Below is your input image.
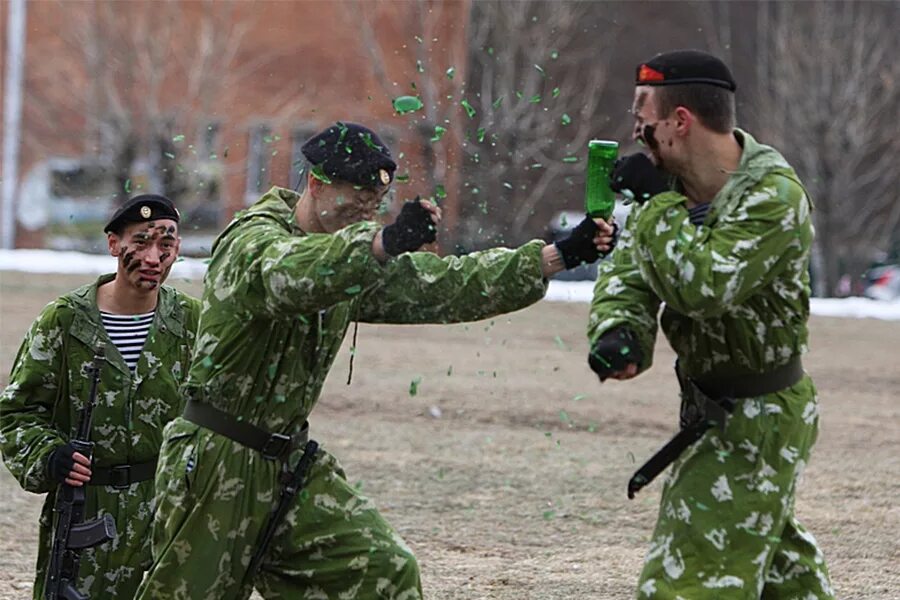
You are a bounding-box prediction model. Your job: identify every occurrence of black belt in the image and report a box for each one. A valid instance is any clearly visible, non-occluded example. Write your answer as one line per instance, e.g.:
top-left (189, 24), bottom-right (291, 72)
top-left (691, 357), bottom-right (805, 399)
top-left (627, 357), bottom-right (804, 499)
top-left (183, 400), bottom-right (308, 461)
top-left (89, 459), bottom-right (158, 488)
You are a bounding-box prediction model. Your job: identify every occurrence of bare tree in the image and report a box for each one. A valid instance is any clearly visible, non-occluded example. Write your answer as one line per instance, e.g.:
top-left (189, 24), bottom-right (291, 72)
top-left (459, 1), bottom-right (622, 249)
top-left (22, 1), bottom-right (267, 230)
top-left (346, 0), bottom-right (623, 250)
top-left (759, 1), bottom-right (900, 296)
top-left (344, 0), bottom-right (471, 242)
top-left (699, 1), bottom-right (900, 296)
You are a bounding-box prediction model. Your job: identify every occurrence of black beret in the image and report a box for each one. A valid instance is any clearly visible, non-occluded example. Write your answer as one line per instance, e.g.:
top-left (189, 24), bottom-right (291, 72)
top-left (301, 122), bottom-right (397, 188)
top-left (104, 194), bottom-right (180, 234)
top-left (636, 49), bottom-right (736, 92)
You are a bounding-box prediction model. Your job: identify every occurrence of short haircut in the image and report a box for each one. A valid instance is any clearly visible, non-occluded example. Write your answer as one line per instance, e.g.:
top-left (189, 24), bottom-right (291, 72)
top-left (654, 83), bottom-right (736, 133)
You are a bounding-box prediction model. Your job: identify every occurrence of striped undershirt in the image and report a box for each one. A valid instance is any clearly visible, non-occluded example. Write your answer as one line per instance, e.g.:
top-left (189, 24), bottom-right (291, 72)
top-left (100, 311), bottom-right (155, 371)
top-left (688, 202), bottom-right (711, 226)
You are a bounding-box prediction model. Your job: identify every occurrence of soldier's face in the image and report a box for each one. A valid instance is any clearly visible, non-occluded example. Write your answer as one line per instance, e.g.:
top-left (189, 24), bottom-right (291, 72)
top-left (108, 219), bottom-right (180, 291)
top-left (314, 180), bottom-right (390, 232)
top-left (632, 86), bottom-right (678, 170)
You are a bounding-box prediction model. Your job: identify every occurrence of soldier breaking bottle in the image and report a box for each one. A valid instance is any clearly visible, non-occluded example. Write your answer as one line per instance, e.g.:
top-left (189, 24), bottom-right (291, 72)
top-left (135, 121), bottom-right (616, 599)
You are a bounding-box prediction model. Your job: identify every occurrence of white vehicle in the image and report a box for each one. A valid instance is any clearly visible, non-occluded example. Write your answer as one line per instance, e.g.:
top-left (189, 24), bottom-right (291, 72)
top-left (17, 158), bottom-right (119, 250)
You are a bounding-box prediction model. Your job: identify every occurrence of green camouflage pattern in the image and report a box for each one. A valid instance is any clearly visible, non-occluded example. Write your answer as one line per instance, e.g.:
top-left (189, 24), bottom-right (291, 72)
top-left (588, 130), bottom-right (833, 598)
top-left (639, 379), bottom-right (833, 598)
top-left (136, 187), bottom-right (548, 599)
top-left (0, 275), bottom-right (200, 598)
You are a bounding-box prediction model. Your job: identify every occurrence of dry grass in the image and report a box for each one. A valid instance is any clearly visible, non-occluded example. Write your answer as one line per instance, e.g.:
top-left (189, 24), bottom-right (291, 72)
top-left (0, 271), bottom-right (897, 599)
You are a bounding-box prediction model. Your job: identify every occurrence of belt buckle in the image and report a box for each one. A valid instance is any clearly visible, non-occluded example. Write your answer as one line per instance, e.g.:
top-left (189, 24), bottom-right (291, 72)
top-left (261, 433), bottom-right (292, 461)
top-left (109, 465), bottom-right (132, 489)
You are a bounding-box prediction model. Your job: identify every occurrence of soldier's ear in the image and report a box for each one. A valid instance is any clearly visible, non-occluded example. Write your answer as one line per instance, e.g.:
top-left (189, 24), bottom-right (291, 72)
top-left (674, 106), bottom-right (693, 136)
top-left (308, 170), bottom-right (321, 192)
top-left (107, 232), bottom-right (121, 257)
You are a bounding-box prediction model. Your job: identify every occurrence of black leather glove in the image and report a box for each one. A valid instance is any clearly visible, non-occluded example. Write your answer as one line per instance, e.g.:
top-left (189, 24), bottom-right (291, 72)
top-left (381, 197), bottom-right (437, 256)
top-left (48, 442), bottom-right (78, 484)
top-left (554, 216), bottom-right (616, 269)
top-left (588, 327), bottom-right (643, 381)
top-left (609, 153), bottom-right (669, 204)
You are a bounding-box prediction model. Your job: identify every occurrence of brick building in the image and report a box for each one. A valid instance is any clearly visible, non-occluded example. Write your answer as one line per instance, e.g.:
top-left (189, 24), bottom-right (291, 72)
top-left (1, 0), bottom-right (471, 250)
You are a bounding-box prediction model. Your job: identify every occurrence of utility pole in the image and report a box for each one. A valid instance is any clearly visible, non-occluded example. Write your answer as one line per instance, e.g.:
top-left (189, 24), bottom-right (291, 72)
top-left (2, 0), bottom-right (27, 249)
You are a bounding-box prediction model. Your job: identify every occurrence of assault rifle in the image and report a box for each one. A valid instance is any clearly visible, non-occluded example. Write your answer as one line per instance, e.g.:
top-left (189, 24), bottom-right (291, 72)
top-left (45, 344), bottom-right (117, 600)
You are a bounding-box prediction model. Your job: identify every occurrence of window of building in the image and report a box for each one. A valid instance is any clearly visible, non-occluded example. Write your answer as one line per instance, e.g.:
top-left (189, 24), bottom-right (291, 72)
top-left (201, 121), bottom-right (221, 159)
top-left (245, 124), bottom-right (272, 202)
top-left (290, 126), bottom-right (316, 192)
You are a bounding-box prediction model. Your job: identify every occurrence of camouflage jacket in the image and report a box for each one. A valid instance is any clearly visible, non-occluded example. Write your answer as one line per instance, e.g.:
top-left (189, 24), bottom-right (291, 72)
top-left (0, 275), bottom-right (201, 492)
top-left (588, 129), bottom-right (813, 379)
top-left (181, 186), bottom-right (548, 435)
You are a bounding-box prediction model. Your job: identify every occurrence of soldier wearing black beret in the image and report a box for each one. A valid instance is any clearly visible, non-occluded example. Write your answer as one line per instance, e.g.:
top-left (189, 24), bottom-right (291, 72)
top-left (101, 193), bottom-right (182, 291)
top-left (133, 121), bottom-right (621, 599)
top-left (300, 121), bottom-right (397, 189)
top-left (0, 193), bottom-right (199, 598)
top-left (588, 50), bottom-right (834, 598)
top-left (104, 193), bottom-right (181, 235)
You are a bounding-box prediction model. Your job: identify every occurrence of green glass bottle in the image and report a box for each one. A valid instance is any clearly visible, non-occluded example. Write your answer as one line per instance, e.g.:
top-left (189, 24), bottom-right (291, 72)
top-left (585, 140), bottom-right (618, 219)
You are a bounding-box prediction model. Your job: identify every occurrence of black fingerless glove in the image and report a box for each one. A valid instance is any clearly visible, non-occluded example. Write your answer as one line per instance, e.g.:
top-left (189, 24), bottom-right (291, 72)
top-left (48, 442), bottom-right (77, 484)
top-left (554, 216), bottom-right (607, 269)
top-left (588, 327), bottom-right (643, 381)
top-left (381, 197), bottom-right (437, 256)
top-left (609, 153), bottom-right (669, 204)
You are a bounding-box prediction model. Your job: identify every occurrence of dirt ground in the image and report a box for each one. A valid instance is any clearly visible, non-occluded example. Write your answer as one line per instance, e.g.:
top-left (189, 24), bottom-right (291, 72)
top-left (0, 271), bottom-right (897, 599)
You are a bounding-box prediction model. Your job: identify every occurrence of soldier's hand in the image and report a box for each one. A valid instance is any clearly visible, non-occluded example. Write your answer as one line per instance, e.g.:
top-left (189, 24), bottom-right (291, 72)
top-left (588, 327), bottom-right (643, 382)
top-left (609, 153), bottom-right (669, 204)
top-left (49, 443), bottom-right (92, 486)
top-left (417, 197), bottom-right (442, 227)
top-left (380, 196), bottom-right (439, 256)
top-left (554, 216), bottom-right (618, 270)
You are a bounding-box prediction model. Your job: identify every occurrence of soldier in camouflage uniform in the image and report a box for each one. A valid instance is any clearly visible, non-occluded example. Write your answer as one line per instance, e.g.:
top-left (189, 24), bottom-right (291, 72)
top-left (587, 51), bottom-right (834, 598)
top-left (0, 195), bottom-right (200, 598)
top-left (135, 122), bottom-right (616, 600)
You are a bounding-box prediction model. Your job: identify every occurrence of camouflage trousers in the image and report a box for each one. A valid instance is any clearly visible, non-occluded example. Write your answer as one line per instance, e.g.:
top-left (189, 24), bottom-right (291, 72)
top-left (637, 375), bottom-right (834, 599)
top-left (135, 418), bottom-right (421, 600)
top-left (32, 480), bottom-right (154, 599)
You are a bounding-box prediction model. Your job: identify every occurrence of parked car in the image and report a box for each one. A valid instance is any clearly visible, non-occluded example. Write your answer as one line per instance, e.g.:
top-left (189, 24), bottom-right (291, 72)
top-left (863, 263), bottom-right (900, 301)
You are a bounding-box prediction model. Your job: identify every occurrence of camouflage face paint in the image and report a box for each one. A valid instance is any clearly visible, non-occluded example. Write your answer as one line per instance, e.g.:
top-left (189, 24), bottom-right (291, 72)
top-left (121, 247), bottom-right (137, 272)
top-left (642, 123), bottom-right (659, 150)
top-left (126, 256), bottom-right (141, 273)
top-left (124, 230), bottom-right (149, 273)
top-left (158, 227), bottom-right (178, 266)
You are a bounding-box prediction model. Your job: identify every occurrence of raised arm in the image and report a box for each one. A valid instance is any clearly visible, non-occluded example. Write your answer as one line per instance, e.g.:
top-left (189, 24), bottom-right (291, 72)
top-left (210, 216), bottom-right (385, 318)
top-left (358, 241), bottom-right (549, 324)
